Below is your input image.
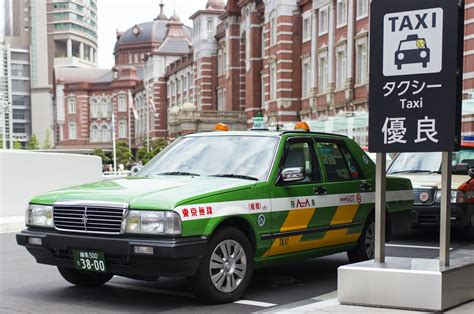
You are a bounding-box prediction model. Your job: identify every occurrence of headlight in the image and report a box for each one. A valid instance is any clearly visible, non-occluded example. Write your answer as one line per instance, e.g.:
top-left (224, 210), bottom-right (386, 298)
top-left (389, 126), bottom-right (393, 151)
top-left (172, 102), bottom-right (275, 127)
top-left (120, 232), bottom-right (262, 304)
top-left (435, 190), bottom-right (466, 203)
top-left (125, 210), bottom-right (181, 235)
top-left (398, 52), bottom-right (405, 60)
top-left (26, 204), bottom-right (54, 228)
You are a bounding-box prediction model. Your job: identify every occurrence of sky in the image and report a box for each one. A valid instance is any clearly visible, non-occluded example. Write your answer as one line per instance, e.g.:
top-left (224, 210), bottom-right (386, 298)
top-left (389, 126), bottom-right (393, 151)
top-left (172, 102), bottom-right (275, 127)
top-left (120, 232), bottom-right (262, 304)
top-left (97, 0), bottom-right (207, 69)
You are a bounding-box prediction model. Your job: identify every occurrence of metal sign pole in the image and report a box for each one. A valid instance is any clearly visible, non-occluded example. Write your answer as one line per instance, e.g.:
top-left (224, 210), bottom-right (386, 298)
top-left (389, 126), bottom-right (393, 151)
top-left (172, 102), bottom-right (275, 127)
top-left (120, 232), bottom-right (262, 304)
top-left (375, 152), bottom-right (386, 263)
top-left (440, 151), bottom-right (452, 267)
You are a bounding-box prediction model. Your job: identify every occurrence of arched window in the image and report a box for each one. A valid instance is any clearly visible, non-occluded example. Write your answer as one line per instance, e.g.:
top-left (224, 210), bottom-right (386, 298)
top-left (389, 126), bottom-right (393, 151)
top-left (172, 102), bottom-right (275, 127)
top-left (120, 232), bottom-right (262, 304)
top-left (101, 98), bottom-right (109, 118)
top-left (101, 125), bottom-right (110, 142)
top-left (90, 125), bottom-right (99, 142)
top-left (91, 99), bottom-right (98, 118)
top-left (69, 121), bottom-right (77, 140)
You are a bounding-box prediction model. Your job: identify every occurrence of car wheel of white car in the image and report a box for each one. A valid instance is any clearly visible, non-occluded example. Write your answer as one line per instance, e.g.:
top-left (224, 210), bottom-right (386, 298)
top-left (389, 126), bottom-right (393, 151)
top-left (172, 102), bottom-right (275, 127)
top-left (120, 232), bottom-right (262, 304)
top-left (192, 227), bottom-right (253, 304)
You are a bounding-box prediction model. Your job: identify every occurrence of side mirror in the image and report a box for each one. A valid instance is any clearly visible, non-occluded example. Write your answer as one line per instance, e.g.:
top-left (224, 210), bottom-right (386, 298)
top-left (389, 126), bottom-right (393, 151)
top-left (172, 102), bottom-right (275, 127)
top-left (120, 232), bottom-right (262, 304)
top-left (281, 167), bottom-right (305, 183)
top-left (131, 165), bottom-right (143, 176)
top-left (469, 167), bottom-right (474, 179)
top-left (452, 163), bottom-right (468, 175)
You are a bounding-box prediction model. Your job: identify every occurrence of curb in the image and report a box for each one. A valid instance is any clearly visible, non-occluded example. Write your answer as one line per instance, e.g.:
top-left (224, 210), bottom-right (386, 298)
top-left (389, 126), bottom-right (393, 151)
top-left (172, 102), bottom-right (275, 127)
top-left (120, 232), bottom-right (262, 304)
top-left (0, 216), bottom-right (24, 233)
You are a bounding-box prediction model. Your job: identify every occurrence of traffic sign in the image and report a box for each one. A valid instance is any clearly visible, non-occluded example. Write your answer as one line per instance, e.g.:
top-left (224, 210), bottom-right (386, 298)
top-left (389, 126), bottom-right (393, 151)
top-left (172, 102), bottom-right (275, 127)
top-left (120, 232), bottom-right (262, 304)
top-left (369, 0), bottom-right (465, 152)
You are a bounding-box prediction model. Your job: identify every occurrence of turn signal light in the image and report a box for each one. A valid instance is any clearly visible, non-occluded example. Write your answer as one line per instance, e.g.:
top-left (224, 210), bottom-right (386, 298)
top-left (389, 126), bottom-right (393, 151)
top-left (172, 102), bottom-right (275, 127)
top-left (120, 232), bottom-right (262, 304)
top-left (295, 121), bottom-right (310, 132)
top-left (215, 123), bottom-right (229, 131)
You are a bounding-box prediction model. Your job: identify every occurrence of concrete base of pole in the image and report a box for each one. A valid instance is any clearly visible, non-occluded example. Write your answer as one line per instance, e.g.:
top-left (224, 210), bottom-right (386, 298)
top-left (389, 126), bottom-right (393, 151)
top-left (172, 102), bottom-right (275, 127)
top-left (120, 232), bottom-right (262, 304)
top-left (337, 246), bottom-right (474, 311)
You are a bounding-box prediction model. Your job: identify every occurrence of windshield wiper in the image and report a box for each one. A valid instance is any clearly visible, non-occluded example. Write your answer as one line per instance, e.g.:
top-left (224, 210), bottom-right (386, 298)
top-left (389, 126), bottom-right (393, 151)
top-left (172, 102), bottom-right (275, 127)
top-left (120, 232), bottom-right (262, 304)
top-left (210, 174), bottom-right (259, 181)
top-left (390, 170), bottom-right (440, 174)
top-left (155, 171), bottom-right (200, 176)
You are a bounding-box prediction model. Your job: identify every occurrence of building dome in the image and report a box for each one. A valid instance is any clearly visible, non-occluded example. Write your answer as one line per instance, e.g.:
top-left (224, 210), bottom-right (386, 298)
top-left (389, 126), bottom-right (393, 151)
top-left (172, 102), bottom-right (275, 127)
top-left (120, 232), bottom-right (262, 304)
top-left (206, 0), bottom-right (225, 10)
top-left (114, 3), bottom-right (191, 53)
top-left (169, 12), bottom-right (181, 22)
top-left (181, 102), bottom-right (196, 111)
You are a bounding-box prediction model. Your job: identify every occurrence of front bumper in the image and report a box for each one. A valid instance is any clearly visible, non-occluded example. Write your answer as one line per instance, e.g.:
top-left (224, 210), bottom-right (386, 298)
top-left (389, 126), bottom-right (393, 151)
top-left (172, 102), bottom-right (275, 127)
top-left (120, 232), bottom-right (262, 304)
top-left (412, 203), bottom-right (474, 228)
top-left (16, 229), bottom-right (208, 277)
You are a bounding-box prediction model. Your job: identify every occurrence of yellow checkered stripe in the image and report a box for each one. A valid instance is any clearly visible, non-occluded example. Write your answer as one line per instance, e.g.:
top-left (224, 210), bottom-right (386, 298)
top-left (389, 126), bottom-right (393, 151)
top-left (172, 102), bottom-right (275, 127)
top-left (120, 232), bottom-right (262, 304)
top-left (263, 204), bottom-right (361, 257)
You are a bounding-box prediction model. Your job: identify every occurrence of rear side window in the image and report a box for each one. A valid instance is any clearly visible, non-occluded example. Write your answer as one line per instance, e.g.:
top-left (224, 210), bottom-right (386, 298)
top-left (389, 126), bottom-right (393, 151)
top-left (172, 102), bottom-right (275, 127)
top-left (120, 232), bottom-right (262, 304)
top-left (316, 142), bottom-right (361, 181)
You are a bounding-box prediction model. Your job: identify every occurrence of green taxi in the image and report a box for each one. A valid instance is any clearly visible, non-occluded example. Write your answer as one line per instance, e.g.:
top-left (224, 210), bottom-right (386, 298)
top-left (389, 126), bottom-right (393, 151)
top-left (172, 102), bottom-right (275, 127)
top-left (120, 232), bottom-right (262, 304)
top-left (17, 125), bottom-right (413, 303)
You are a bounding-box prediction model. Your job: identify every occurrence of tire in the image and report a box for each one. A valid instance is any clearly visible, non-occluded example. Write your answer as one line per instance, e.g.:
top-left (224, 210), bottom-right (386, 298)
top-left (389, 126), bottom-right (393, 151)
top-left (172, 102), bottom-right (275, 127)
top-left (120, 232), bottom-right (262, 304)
top-left (58, 267), bottom-right (113, 287)
top-left (347, 214), bottom-right (375, 263)
top-left (462, 216), bottom-right (474, 241)
top-left (192, 227), bottom-right (254, 304)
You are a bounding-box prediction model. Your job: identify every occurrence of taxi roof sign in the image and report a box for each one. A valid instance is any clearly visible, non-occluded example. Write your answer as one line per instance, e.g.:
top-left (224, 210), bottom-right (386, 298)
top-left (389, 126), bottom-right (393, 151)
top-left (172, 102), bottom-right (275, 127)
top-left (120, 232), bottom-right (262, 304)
top-left (295, 121), bottom-right (310, 132)
top-left (251, 112), bottom-right (268, 130)
top-left (214, 123), bottom-right (229, 131)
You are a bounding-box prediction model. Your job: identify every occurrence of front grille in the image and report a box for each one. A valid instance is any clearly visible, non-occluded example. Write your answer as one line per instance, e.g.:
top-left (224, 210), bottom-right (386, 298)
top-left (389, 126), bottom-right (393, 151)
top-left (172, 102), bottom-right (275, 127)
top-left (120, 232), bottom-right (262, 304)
top-left (53, 203), bottom-right (127, 234)
top-left (413, 188), bottom-right (436, 205)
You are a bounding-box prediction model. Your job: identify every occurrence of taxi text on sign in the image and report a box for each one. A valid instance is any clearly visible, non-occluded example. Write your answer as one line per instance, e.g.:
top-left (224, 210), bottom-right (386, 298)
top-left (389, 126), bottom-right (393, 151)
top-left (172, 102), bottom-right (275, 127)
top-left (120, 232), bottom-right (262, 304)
top-left (368, 0), bottom-right (464, 153)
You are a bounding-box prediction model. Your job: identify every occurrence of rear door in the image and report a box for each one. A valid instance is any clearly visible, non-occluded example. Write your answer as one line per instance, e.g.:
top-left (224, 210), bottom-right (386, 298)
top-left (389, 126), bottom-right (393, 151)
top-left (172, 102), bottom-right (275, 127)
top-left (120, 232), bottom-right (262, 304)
top-left (313, 138), bottom-right (374, 246)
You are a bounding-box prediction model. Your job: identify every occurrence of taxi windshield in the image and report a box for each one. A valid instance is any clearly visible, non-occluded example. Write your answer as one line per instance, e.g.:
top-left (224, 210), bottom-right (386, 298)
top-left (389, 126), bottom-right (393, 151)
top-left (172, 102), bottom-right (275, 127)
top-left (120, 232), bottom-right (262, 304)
top-left (399, 40), bottom-right (421, 50)
top-left (138, 135), bottom-right (279, 181)
top-left (388, 149), bottom-right (474, 174)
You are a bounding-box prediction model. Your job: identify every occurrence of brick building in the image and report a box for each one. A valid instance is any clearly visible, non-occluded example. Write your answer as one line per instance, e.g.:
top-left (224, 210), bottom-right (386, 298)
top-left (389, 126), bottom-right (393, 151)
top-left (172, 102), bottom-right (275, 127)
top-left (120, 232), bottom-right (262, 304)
top-left (53, 0), bottom-right (474, 149)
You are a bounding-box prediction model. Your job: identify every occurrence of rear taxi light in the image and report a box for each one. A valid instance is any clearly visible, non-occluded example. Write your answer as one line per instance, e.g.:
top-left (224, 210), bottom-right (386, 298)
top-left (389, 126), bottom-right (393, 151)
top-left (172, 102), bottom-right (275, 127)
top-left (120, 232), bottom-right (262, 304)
top-left (457, 182), bottom-right (474, 203)
top-left (214, 123), bottom-right (229, 131)
top-left (295, 121), bottom-right (310, 132)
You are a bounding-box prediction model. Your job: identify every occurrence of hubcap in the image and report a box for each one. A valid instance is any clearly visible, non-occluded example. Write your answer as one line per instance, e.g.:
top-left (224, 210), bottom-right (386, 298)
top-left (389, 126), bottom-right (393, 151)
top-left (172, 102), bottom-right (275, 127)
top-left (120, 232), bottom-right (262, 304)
top-left (365, 222), bottom-right (375, 259)
top-left (209, 239), bottom-right (247, 293)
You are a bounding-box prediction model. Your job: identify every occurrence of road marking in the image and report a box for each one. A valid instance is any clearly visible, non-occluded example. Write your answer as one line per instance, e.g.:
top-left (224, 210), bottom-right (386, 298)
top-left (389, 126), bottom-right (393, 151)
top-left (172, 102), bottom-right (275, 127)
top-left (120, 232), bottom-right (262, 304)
top-left (386, 243), bottom-right (453, 250)
top-left (107, 282), bottom-right (195, 298)
top-left (234, 299), bottom-right (277, 307)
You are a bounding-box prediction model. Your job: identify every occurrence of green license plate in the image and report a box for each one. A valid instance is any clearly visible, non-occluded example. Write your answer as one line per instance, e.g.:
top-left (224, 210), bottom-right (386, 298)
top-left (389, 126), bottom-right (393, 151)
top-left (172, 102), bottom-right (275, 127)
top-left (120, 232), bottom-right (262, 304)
top-left (72, 250), bottom-right (107, 273)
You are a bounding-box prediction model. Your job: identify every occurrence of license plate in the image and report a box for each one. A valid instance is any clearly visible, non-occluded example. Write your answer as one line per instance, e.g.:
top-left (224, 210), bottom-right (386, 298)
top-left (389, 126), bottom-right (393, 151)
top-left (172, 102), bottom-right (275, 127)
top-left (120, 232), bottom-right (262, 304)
top-left (72, 250), bottom-right (107, 273)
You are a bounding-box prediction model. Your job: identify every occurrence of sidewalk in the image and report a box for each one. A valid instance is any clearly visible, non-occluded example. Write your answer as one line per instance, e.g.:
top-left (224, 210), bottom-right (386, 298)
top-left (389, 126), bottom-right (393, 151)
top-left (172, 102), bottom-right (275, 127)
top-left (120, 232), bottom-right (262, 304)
top-left (0, 216), bottom-right (24, 233)
top-left (265, 296), bottom-right (473, 313)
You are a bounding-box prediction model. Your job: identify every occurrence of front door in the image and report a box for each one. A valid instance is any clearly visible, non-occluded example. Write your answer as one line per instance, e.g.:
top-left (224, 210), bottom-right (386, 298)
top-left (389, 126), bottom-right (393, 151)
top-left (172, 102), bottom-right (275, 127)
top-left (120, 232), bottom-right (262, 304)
top-left (264, 137), bottom-right (327, 257)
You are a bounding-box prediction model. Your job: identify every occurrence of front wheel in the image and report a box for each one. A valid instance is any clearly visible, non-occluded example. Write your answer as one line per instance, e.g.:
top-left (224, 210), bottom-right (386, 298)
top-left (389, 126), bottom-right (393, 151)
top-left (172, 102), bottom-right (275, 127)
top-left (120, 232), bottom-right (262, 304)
top-left (347, 214), bottom-right (375, 263)
top-left (192, 227), bottom-right (254, 304)
top-left (58, 267), bottom-right (113, 287)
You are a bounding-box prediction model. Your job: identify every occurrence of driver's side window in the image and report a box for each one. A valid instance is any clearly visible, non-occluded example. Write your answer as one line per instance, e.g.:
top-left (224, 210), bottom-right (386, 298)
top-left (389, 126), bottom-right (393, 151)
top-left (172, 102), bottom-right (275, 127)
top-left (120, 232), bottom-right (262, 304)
top-left (280, 140), bottom-right (320, 183)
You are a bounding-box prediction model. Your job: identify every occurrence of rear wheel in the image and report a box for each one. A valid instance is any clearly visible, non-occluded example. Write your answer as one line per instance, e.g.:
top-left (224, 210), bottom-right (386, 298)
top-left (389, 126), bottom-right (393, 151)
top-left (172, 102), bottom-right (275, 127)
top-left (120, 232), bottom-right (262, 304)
top-left (58, 267), bottom-right (113, 287)
top-left (462, 215), bottom-right (474, 241)
top-left (192, 227), bottom-right (253, 304)
top-left (347, 214), bottom-right (375, 263)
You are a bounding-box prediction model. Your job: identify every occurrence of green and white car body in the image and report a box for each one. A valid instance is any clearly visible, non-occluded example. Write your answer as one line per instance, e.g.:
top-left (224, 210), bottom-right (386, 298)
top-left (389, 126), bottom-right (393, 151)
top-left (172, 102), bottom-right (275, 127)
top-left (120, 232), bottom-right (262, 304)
top-left (17, 130), bottom-right (413, 303)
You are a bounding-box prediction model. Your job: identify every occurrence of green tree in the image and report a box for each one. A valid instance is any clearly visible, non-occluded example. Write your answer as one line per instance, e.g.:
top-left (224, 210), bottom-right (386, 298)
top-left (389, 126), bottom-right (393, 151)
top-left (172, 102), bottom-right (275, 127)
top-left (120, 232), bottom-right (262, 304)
top-left (13, 141), bottom-right (23, 149)
top-left (115, 141), bottom-right (132, 166)
top-left (42, 129), bottom-right (52, 149)
top-left (93, 148), bottom-right (111, 165)
top-left (27, 134), bottom-right (39, 150)
top-left (138, 138), bottom-right (169, 164)
top-left (0, 134), bottom-right (3, 149)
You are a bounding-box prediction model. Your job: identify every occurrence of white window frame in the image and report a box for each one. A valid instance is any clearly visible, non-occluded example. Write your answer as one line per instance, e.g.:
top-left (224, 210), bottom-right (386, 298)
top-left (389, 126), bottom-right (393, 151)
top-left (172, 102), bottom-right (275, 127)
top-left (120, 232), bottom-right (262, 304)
top-left (302, 57), bottom-right (311, 98)
top-left (336, 44), bottom-right (347, 90)
top-left (270, 62), bottom-right (277, 100)
top-left (318, 51), bottom-right (328, 93)
top-left (356, 0), bottom-right (368, 20)
top-left (270, 11), bottom-right (277, 46)
top-left (355, 37), bottom-right (368, 85)
top-left (207, 18), bottom-right (214, 33)
top-left (69, 121), bottom-right (77, 140)
top-left (118, 120), bottom-right (127, 138)
top-left (101, 125), bottom-right (110, 142)
top-left (302, 14), bottom-right (311, 42)
top-left (337, 0), bottom-right (347, 28)
top-left (319, 7), bottom-right (328, 35)
top-left (218, 49), bottom-right (223, 75)
top-left (68, 97), bottom-right (76, 114)
top-left (90, 125), bottom-right (99, 142)
top-left (118, 94), bottom-right (126, 112)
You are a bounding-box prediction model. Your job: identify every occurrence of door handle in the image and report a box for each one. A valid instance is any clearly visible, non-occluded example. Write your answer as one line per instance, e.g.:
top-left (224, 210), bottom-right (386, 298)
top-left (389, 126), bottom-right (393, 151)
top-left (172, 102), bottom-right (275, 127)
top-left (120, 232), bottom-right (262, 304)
top-left (314, 186), bottom-right (327, 195)
top-left (360, 182), bottom-right (372, 192)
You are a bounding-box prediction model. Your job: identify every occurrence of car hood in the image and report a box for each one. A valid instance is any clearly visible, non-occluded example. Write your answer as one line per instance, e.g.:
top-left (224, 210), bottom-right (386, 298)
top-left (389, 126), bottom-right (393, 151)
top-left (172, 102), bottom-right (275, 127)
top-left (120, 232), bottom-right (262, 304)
top-left (30, 176), bottom-right (255, 210)
top-left (389, 173), bottom-right (468, 190)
